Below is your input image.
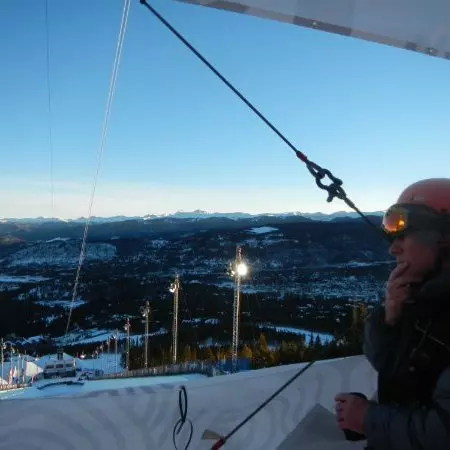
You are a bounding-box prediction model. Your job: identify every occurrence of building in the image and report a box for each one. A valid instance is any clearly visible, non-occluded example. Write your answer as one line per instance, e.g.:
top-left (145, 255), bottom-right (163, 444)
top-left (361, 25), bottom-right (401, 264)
top-left (40, 349), bottom-right (77, 379)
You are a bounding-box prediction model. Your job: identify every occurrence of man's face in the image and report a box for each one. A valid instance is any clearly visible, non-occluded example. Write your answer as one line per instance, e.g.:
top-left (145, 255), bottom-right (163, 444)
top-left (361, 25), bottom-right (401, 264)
top-left (389, 230), bottom-right (440, 279)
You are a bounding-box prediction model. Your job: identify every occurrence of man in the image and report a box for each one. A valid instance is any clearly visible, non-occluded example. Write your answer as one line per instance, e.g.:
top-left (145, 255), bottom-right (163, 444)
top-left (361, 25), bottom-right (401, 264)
top-left (335, 178), bottom-right (450, 449)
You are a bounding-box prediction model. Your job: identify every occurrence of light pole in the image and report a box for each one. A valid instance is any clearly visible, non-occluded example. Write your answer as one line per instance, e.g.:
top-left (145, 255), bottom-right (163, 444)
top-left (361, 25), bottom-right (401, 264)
top-left (141, 301), bottom-right (151, 369)
top-left (112, 330), bottom-right (119, 373)
top-left (229, 246), bottom-right (248, 373)
top-left (106, 338), bottom-right (110, 372)
top-left (92, 349), bottom-right (98, 374)
top-left (17, 353), bottom-right (21, 384)
top-left (0, 339), bottom-right (4, 390)
top-left (169, 275), bottom-right (180, 364)
top-left (124, 319), bottom-right (131, 371)
top-left (10, 346), bottom-right (15, 385)
top-left (99, 344), bottom-right (104, 373)
top-left (22, 351), bottom-right (26, 384)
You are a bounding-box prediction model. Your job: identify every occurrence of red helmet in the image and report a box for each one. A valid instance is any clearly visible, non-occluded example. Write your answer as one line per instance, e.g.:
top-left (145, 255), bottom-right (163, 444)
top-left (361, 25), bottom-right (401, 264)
top-left (397, 178), bottom-right (450, 213)
top-left (382, 179), bottom-right (450, 237)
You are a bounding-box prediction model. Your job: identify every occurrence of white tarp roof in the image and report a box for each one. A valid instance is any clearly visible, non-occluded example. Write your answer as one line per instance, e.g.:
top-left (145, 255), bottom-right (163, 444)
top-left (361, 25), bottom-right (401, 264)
top-left (0, 355), bottom-right (376, 449)
top-left (176, 0), bottom-right (450, 60)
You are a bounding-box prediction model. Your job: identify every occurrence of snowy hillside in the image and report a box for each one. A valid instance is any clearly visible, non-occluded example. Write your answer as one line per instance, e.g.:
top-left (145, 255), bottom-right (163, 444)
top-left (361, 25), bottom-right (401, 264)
top-left (0, 213), bottom-right (389, 349)
top-left (7, 241), bottom-right (116, 267)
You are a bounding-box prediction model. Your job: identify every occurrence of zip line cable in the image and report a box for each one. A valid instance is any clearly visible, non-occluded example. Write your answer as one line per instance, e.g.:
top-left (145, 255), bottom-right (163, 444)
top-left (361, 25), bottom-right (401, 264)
top-left (138, 0), bottom-right (388, 243)
top-left (44, 0), bottom-right (54, 217)
top-left (65, 0), bottom-right (132, 336)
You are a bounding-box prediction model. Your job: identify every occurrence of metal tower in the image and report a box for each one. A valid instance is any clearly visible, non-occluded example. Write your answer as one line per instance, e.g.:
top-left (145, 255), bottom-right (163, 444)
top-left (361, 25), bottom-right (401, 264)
top-left (230, 246), bottom-right (248, 373)
top-left (141, 301), bottom-right (151, 368)
top-left (169, 275), bottom-right (180, 364)
top-left (124, 319), bottom-right (131, 371)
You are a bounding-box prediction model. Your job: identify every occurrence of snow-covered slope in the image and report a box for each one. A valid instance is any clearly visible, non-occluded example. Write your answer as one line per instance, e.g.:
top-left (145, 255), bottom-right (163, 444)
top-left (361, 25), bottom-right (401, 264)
top-left (7, 241), bottom-right (116, 267)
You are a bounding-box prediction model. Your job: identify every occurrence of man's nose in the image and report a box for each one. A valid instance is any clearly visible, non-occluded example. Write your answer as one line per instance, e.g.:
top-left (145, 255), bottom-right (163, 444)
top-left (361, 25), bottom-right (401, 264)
top-left (389, 236), bottom-right (404, 256)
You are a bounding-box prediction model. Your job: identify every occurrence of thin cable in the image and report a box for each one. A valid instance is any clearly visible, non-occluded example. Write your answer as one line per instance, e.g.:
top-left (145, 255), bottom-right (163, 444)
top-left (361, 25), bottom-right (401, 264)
top-left (211, 360), bottom-right (315, 449)
top-left (211, 317), bottom-right (363, 449)
top-left (65, 0), bottom-right (132, 336)
top-left (44, 0), bottom-right (54, 217)
top-left (138, 0), bottom-right (386, 243)
top-left (139, 0), bottom-right (298, 154)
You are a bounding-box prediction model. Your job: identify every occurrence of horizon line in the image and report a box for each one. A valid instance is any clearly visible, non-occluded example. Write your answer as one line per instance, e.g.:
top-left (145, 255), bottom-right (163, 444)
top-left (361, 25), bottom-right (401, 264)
top-left (0, 209), bottom-right (385, 222)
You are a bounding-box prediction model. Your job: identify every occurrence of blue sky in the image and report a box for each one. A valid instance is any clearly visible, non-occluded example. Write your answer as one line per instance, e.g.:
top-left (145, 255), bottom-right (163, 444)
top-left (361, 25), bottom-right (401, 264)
top-left (1, 0), bottom-right (450, 219)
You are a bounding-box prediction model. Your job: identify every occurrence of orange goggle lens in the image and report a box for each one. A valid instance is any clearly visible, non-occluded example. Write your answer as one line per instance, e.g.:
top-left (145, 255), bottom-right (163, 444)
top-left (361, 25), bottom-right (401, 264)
top-left (382, 205), bottom-right (408, 235)
top-left (382, 204), bottom-right (441, 237)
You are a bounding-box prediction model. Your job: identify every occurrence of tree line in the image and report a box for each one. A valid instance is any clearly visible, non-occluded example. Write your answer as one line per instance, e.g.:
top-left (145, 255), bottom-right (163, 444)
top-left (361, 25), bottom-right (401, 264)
top-left (122, 304), bottom-right (368, 371)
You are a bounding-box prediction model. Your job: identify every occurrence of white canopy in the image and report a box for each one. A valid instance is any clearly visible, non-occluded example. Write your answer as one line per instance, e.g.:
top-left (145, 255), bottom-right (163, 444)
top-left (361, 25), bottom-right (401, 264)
top-left (176, 0), bottom-right (450, 60)
top-left (0, 355), bottom-right (376, 449)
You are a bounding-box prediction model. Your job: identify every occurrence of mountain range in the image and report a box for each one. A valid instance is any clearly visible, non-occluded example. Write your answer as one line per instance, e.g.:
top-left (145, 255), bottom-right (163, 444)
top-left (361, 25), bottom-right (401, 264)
top-left (0, 209), bottom-right (384, 225)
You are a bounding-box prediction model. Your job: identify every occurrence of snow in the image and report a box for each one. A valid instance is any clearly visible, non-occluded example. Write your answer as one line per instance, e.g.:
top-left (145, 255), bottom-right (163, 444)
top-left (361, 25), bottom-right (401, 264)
top-left (54, 329), bottom-right (113, 346)
top-left (0, 275), bottom-right (50, 283)
top-left (0, 355), bottom-right (375, 449)
top-left (0, 355), bottom-right (43, 382)
top-left (45, 237), bottom-right (71, 243)
top-left (8, 242), bottom-right (117, 267)
top-left (76, 352), bottom-right (123, 374)
top-left (14, 335), bottom-right (43, 345)
top-left (164, 210), bottom-right (253, 220)
top-left (147, 238), bottom-right (169, 248)
top-left (182, 318), bottom-right (219, 325)
top-left (330, 260), bottom-right (391, 268)
top-left (0, 373), bottom-right (206, 401)
top-left (51, 328), bottom-right (170, 347)
top-left (257, 324), bottom-right (333, 343)
top-left (248, 226), bottom-right (279, 234)
top-left (36, 299), bottom-right (86, 309)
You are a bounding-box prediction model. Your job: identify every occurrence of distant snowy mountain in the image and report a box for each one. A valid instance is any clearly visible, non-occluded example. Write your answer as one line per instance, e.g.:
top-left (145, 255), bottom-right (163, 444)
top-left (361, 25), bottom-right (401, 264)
top-left (0, 217), bottom-right (69, 224)
top-left (1, 210), bottom-right (383, 224)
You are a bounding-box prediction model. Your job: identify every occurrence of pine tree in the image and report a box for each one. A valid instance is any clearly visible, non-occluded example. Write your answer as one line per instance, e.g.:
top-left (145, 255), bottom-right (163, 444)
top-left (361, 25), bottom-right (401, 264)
top-left (182, 345), bottom-right (191, 362)
top-left (278, 340), bottom-right (289, 365)
top-left (307, 332), bottom-right (315, 347)
top-left (314, 335), bottom-right (322, 351)
top-left (348, 302), bottom-right (367, 354)
top-left (200, 346), bottom-right (215, 362)
top-left (253, 333), bottom-right (274, 369)
top-left (215, 347), bottom-right (223, 362)
top-left (240, 344), bottom-right (252, 359)
top-left (297, 335), bottom-right (306, 361)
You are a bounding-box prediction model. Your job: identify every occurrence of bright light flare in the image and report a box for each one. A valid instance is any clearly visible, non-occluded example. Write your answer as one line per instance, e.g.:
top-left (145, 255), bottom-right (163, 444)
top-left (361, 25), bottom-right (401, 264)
top-left (236, 262), bottom-right (248, 277)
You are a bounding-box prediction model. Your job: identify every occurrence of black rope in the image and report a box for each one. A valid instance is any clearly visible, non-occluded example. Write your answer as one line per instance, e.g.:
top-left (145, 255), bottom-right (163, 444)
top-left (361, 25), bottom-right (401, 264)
top-left (210, 314), bottom-right (367, 449)
top-left (139, 0), bottom-right (389, 243)
top-left (173, 385), bottom-right (193, 450)
top-left (211, 360), bottom-right (315, 449)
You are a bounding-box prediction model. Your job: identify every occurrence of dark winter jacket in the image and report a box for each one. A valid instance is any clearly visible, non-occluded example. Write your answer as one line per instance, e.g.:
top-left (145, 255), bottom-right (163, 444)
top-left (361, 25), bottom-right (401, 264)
top-left (362, 271), bottom-right (450, 450)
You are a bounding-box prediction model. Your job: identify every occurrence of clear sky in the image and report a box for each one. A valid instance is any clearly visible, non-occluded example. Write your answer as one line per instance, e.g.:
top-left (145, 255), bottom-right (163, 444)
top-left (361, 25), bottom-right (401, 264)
top-left (1, 0), bottom-right (450, 219)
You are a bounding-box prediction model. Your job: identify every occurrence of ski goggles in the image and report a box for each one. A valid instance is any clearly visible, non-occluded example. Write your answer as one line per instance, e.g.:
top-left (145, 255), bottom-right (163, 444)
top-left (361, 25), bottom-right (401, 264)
top-left (382, 203), bottom-right (444, 238)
